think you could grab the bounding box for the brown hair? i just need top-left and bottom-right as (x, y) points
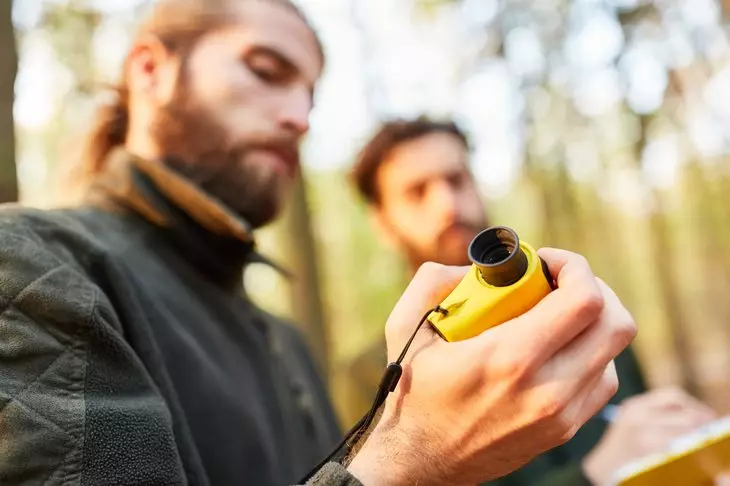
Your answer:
(350, 116), (470, 205)
(80, 0), (322, 180)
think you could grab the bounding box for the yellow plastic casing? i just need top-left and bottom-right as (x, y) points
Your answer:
(428, 240), (553, 342)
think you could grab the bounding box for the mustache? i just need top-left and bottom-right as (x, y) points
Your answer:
(170, 134), (301, 185)
(244, 134), (301, 166)
(437, 222), (480, 244)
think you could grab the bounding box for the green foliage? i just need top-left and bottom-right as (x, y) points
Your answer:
(0, 0), (17, 203)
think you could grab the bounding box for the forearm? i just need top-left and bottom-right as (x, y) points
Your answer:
(343, 416), (456, 486)
(301, 417), (417, 486)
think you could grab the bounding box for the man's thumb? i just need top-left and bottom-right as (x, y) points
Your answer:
(384, 262), (469, 352)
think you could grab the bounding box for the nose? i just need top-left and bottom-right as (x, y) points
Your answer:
(279, 88), (312, 136)
(431, 180), (459, 224)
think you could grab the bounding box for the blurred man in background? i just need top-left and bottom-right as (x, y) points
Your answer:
(0, 1), (639, 485)
(350, 116), (719, 486)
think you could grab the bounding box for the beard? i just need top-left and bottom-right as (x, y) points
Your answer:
(148, 84), (295, 229)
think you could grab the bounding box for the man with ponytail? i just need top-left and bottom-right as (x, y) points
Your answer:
(0, 1), (638, 485)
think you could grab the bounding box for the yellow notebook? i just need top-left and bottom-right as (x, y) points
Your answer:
(612, 417), (730, 485)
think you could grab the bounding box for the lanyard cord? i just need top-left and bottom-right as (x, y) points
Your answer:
(298, 305), (448, 483)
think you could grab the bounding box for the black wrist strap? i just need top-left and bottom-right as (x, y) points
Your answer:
(298, 305), (448, 483)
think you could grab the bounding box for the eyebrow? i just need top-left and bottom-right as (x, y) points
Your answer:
(245, 45), (316, 100)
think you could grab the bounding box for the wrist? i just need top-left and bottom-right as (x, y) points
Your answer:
(347, 411), (433, 486)
(346, 423), (407, 486)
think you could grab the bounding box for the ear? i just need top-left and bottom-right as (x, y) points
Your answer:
(369, 207), (401, 252)
(125, 35), (182, 106)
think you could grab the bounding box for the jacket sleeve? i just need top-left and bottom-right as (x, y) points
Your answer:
(301, 462), (363, 486)
(298, 462), (593, 486)
(0, 230), (187, 485)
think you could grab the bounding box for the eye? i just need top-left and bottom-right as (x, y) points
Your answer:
(448, 172), (468, 189)
(245, 52), (291, 85)
(407, 183), (426, 202)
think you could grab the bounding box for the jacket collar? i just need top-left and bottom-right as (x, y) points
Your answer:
(84, 147), (289, 289)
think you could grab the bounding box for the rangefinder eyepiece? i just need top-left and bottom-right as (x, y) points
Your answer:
(468, 226), (529, 287)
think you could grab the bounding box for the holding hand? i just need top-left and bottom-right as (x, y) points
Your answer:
(347, 248), (637, 486)
(583, 387), (718, 485)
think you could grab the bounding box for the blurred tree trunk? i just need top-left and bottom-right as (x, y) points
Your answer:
(583, 174), (635, 312)
(0, 0), (18, 203)
(713, 173), (730, 270)
(554, 152), (583, 252)
(523, 131), (561, 248)
(682, 163), (730, 360)
(649, 200), (700, 396)
(279, 174), (330, 378)
(635, 114), (700, 396)
(722, 0), (730, 20)
(533, 157), (581, 251)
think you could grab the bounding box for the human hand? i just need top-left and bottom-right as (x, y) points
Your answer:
(715, 472), (730, 485)
(582, 387), (718, 485)
(346, 249), (637, 486)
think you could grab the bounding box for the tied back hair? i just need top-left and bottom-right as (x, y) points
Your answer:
(78, 0), (322, 183)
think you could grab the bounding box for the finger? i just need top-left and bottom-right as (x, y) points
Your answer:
(640, 387), (718, 420)
(714, 474), (730, 486)
(625, 388), (719, 428)
(650, 401), (718, 423)
(572, 361), (619, 428)
(385, 263), (470, 353)
(538, 248), (598, 291)
(546, 360), (618, 446)
(641, 414), (715, 432)
(539, 278), (635, 401)
(489, 249), (605, 365)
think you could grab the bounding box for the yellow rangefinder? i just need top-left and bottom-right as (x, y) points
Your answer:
(428, 226), (555, 342)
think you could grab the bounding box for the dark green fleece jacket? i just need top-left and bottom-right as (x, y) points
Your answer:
(0, 149), (349, 485)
